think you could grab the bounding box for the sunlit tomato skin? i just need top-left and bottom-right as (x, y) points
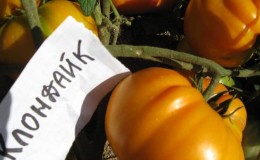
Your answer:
(203, 78), (247, 141)
(0, 0), (41, 19)
(222, 95), (247, 141)
(38, 0), (98, 36)
(105, 67), (244, 160)
(184, 0), (260, 68)
(0, 0), (98, 67)
(112, 0), (177, 14)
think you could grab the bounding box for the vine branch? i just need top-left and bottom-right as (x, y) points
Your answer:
(21, 0), (44, 48)
(106, 44), (260, 99)
(106, 45), (260, 77)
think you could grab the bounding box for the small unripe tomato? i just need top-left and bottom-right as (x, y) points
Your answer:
(184, 0), (260, 68)
(112, 0), (177, 14)
(0, 0), (41, 19)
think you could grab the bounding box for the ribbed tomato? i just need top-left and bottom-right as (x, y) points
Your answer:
(105, 67), (244, 160)
(184, 0), (260, 68)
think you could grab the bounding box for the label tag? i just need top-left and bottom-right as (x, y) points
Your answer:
(0, 16), (130, 160)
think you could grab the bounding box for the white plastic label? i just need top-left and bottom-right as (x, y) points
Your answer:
(0, 16), (130, 160)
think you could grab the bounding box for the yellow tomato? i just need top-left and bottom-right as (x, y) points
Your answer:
(38, 0), (98, 36)
(0, 0), (98, 73)
(0, 0), (41, 19)
(0, 15), (36, 66)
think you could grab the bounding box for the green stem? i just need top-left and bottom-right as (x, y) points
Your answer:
(203, 75), (220, 100)
(21, 0), (44, 48)
(92, 2), (103, 26)
(97, 0), (112, 45)
(110, 25), (119, 45)
(108, 0), (120, 18)
(106, 44), (231, 75)
(106, 44), (260, 77)
(102, 0), (111, 18)
(99, 22), (111, 45)
(234, 67), (260, 77)
(106, 44), (260, 100)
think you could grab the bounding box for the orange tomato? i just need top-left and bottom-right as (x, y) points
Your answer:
(0, 16), (36, 66)
(0, 0), (41, 19)
(105, 67), (244, 160)
(184, 0), (260, 68)
(112, 0), (177, 14)
(0, 0), (98, 75)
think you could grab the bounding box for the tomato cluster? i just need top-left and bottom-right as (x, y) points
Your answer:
(0, 0), (98, 79)
(0, 0), (259, 159)
(113, 0), (260, 68)
(104, 4), (259, 159)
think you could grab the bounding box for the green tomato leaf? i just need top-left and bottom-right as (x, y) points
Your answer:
(77, 0), (97, 16)
(219, 76), (235, 87)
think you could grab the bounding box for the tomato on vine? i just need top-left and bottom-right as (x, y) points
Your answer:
(0, 0), (98, 79)
(0, 0), (41, 20)
(184, 0), (260, 68)
(105, 67), (244, 160)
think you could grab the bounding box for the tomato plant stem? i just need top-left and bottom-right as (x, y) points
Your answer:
(96, 0), (111, 45)
(108, 0), (122, 45)
(106, 45), (260, 77)
(203, 75), (220, 100)
(21, 0), (44, 49)
(108, 0), (120, 18)
(102, 0), (111, 19)
(107, 44), (229, 74)
(97, 0), (128, 45)
(106, 44), (260, 99)
(235, 65), (260, 77)
(92, 2), (102, 26)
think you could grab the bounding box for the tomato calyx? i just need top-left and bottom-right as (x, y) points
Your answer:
(208, 90), (242, 116)
(222, 106), (244, 118)
(208, 90), (230, 110)
(191, 74), (247, 134)
(207, 89), (246, 141)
